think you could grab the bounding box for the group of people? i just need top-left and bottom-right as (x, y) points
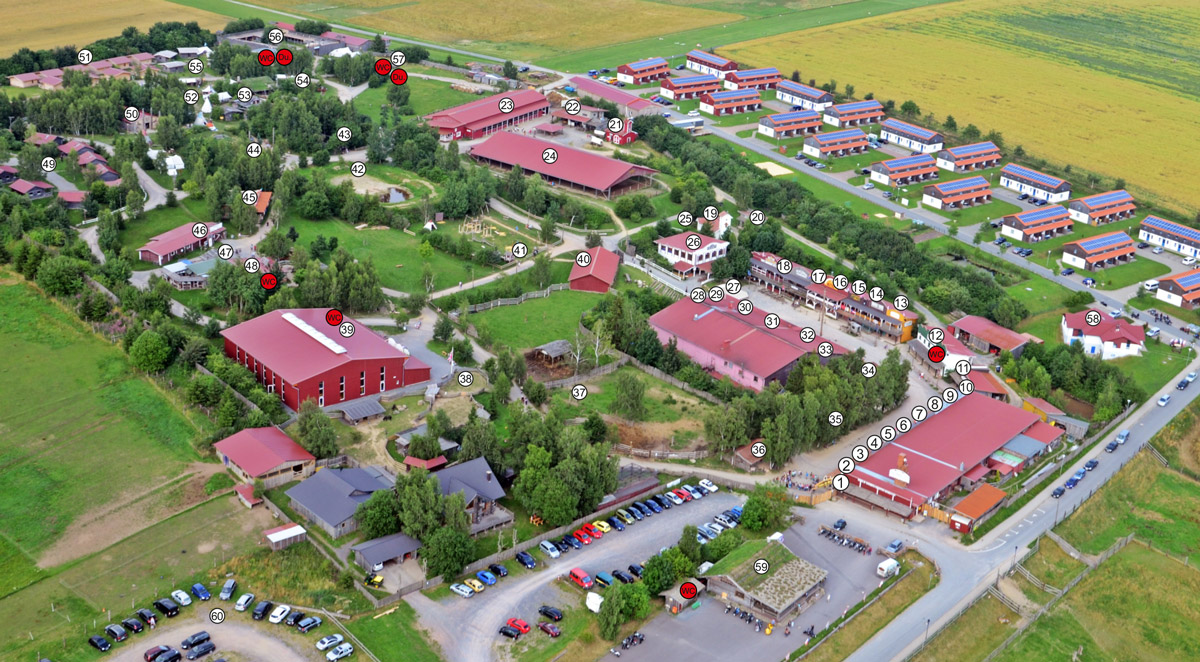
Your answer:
(775, 470), (823, 495)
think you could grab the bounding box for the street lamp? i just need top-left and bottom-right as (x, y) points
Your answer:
(924, 618), (931, 645)
(1011, 545), (1018, 574)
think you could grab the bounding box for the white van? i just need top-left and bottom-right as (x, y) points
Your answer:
(876, 558), (900, 578)
(1144, 280), (1160, 292)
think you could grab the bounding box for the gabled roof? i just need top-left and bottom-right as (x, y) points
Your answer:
(286, 468), (393, 527)
(57, 190), (87, 203)
(950, 315), (1027, 351)
(664, 74), (718, 87)
(926, 176), (989, 196)
(568, 76), (655, 111)
(1007, 205), (1070, 227)
(321, 31), (369, 48)
(1063, 231), (1134, 262)
(881, 118), (941, 142)
(827, 99), (883, 115)
(1072, 189), (1133, 211)
(351, 531), (422, 566)
(624, 57), (667, 72)
(776, 80), (830, 101)
(1022, 396), (1063, 415)
(138, 221), (221, 257)
(569, 246), (619, 288)
(705, 89), (760, 103)
(873, 153), (935, 174)
(809, 128), (867, 145)
(1141, 216), (1200, 245)
(942, 141), (1000, 159)
(686, 50), (732, 67)
(1001, 163), (1068, 190)
(9, 179), (53, 194)
(433, 457), (506, 504)
(654, 231), (728, 253)
(469, 132), (656, 192)
(728, 67), (779, 80)
(1062, 309), (1144, 345)
(759, 110), (820, 127)
(954, 484), (1006, 520)
(1161, 267), (1200, 293)
(214, 427), (315, 476)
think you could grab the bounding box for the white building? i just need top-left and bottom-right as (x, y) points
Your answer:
(774, 80), (834, 112)
(998, 164), (1071, 203)
(654, 231), (729, 279)
(879, 118), (943, 154)
(1061, 310), (1145, 360)
(1139, 215), (1200, 258)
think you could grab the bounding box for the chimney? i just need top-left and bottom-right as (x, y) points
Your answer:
(892, 452), (909, 488)
(721, 339), (731, 352)
(486, 470), (493, 482)
(899, 453), (908, 473)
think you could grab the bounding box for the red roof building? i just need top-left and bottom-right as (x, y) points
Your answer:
(137, 222), (226, 265)
(802, 128), (870, 159)
(722, 67), (781, 91)
(221, 309), (433, 411)
(949, 315), (1030, 357)
(0, 165), (17, 184)
(569, 246), (620, 293)
(57, 190), (88, 208)
(936, 141), (1002, 172)
(57, 140), (96, 157)
(1061, 309), (1145, 360)
(1060, 231), (1135, 271)
(757, 110), (821, 139)
(1155, 267), (1200, 309)
(847, 394), (1045, 517)
(321, 31), (370, 50)
(424, 89), (549, 141)
(616, 57), (669, 85)
(659, 74), (721, 100)
(970, 369), (1008, 401)
(868, 153), (938, 187)
(469, 132), (657, 199)
(214, 426), (316, 489)
(9, 179), (54, 199)
(999, 206), (1073, 243)
(822, 100), (884, 127)
(654, 231), (728, 277)
(698, 89), (761, 116)
(568, 76), (657, 116)
(1067, 190), (1136, 226)
(685, 50), (738, 78)
(648, 295), (846, 391)
(921, 176), (992, 211)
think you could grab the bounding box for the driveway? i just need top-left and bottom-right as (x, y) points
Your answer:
(103, 610), (317, 662)
(407, 490), (745, 662)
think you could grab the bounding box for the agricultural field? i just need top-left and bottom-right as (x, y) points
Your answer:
(992, 544), (1200, 662)
(352, 77), (479, 123)
(721, 0), (1200, 213)
(0, 0), (225, 54)
(0, 279), (206, 568)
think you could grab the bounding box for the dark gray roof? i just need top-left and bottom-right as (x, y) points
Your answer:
(535, 339), (572, 359)
(340, 399), (385, 422)
(351, 531), (422, 567)
(433, 457), (506, 504)
(286, 468), (391, 527)
(1001, 434), (1046, 459)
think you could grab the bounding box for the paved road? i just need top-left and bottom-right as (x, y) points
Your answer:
(321, 78), (367, 103)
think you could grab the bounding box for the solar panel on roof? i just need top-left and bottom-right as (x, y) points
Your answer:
(688, 50), (729, 65)
(821, 129), (865, 141)
(630, 57), (666, 69)
(836, 100), (881, 113)
(673, 75), (716, 85)
(1004, 164), (1065, 189)
(883, 119), (937, 140)
(1016, 206), (1067, 224)
(711, 89), (757, 100)
(937, 176), (989, 193)
(766, 111), (818, 122)
(948, 142), (997, 158)
(1078, 233), (1132, 253)
(1175, 271), (1200, 290)
(885, 154), (934, 170)
(1084, 190), (1131, 207)
(737, 67), (778, 77)
(1144, 216), (1200, 243)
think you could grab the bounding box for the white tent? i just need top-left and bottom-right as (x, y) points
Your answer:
(164, 155), (185, 176)
(216, 91), (232, 103)
(328, 47), (358, 59)
(200, 96), (212, 114)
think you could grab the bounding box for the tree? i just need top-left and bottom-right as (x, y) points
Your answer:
(433, 315), (455, 342)
(530, 252), (552, 288)
(421, 262), (436, 293)
(609, 370), (646, 420)
(493, 372), (512, 407)
(423, 527), (473, 579)
(790, 69), (800, 82)
(586, 232), (602, 248)
(156, 114), (185, 150)
(17, 144), (42, 180)
(525, 380), (547, 406)
(295, 399), (339, 458)
(844, 84), (855, 99)
(583, 410), (607, 442)
(942, 115), (957, 131)
(129, 330), (172, 373)
(704, 404), (748, 454)
(899, 100), (920, 118)
(408, 433), (442, 460)
(538, 216), (557, 244)
(741, 483), (791, 531)
(257, 226), (293, 260)
(993, 296), (1028, 329)
(459, 418), (501, 470)
(678, 525), (702, 563)
(961, 124), (981, 141)
(502, 60), (519, 79)
(619, 582), (651, 620)
(642, 552), (676, 595)
(512, 444), (552, 514)
(598, 580), (627, 640)
(370, 33), (386, 52)
(36, 255), (86, 296)
(355, 490), (400, 540)
(396, 469), (442, 542)
(703, 529), (743, 563)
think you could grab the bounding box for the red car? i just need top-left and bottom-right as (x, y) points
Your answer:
(580, 523), (603, 539)
(673, 488), (693, 502)
(573, 530), (592, 545)
(144, 646), (174, 662)
(507, 618), (531, 634)
(539, 621), (561, 637)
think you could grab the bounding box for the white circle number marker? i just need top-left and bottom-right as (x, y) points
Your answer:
(217, 244), (234, 260)
(818, 342), (834, 358)
(541, 148), (557, 164)
(607, 117), (624, 133)
(708, 286), (725, 303)
(209, 608), (225, 625)
(184, 89), (199, 105)
(336, 127), (352, 143)
(861, 362), (877, 378)
(237, 87), (253, 103)
(912, 405), (928, 422)
(959, 379), (975, 396)
(955, 359), (972, 377)
(390, 51), (407, 67)
(678, 211), (693, 227)
(191, 223), (209, 239)
(78, 49), (93, 65)
(800, 327), (816, 343)
(40, 156), (56, 173)
(564, 99), (581, 115)
(881, 426), (896, 442)
(574, 251), (591, 268)
(828, 411), (844, 427)
(832, 474), (849, 491)
(894, 295), (910, 311)
(685, 234), (702, 251)
(267, 28), (284, 44)
(242, 190), (259, 206)
(833, 274), (849, 290)
(896, 417), (912, 433)
(1085, 310), (1101, 327)
(870, 286), (884, 302)
(339, 322), (355, 338)
(777, 259), (793, 275)
(764, 313), (780, 329)
(295, 73), (310, 88)
(351, 161), (367, 178)
(244, 257), (261, 274)
(498, 97), (515, 114)
(852, 445), (868, 462)
(703, 205), (718, 221)
(571, 384), (588, 401)
(457, 371), (474, 387)
(866, 434), (882, 451)
(810, 269), (827, 285)
(928, 395), (944, 412)
(838, 457), (854, 473)
(754, 559), (770, 575)
(246, 142), (262, 158)
(750, 441), (767, 458)
(749, 209), (765, 225)
(124, 106), (140, 122)
(942, 387), (959, 404)
(929, 328), (945, 344)
(737, 299), (754, 315)
(689, 288), (705, 303)
(852, 279), (867, 296)
(725, 279), (742, 294)
(187, 58), (204, 75)
(512, 242), (528, 259)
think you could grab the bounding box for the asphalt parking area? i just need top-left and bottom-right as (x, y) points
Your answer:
(415, 489), (746, 662)
(101, 609), (321, 662)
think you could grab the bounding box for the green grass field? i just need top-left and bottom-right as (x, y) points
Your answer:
(910, 593), (1018, 662)
(1023, 537), (1086, 588)
(992, 544), (1200, 662)
(1109, 340), (1190, 398)
(1143, 386), (1200, 478)
(470, 289), (603, 350)
(345, 600), (443, 662)
(352, 77), (479, 123)
(1126, 292), (1200, 326)
(548, 365), (714, 424)
(1090, 258), (1172, 291)
(120, 197), (210, 269)
(940, 197), (1021, 226)
(0, 279), (203, 560)
(1005, 274), (1074, 316)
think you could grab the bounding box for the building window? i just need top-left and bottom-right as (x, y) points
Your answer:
(380, 366), (386, 391)
(339, 376), (345, 400)
(236, 347), (242, 361)
(318, 381), (324, 395)
(360, 371), (366, 395)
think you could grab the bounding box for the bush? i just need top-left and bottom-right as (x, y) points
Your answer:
(204, 473), (235, 494)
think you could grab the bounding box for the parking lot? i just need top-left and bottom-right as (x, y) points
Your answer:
(408, 489), (746, 662)
(101, 610), (320, 662)
(627, 509), (903, 661)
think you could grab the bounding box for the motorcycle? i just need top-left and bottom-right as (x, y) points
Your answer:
(725, 603), (732, 614)
(621, 637), (630, 650)
(610, 649), (621, 657)
(765, 624), (773, 636)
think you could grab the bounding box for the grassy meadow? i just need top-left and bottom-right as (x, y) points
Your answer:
(0, 0), (225, 55)
(353, 77), (479, 123)
(721, 0), (1200, 213)
(910, 593), (1019, 662)
(471, 289), (602, 350)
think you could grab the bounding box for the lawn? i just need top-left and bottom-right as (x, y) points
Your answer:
(672, 97), (770, 127)
(352, 77), (479, 123)
(1, 0), (224, 53)
(286, 216), (498, 293)
(120, 196), (210, 269)
(992, 544), (1200, 662)
(910, 593), (1018, 662)
(1143, 386), (1200, 478)
(743, 152), (896, 220)
(1126, 292), (1200, 326)
(1109, 339), (1190, 397)
(938, 197), (1022, 226)
(1022, 537), (1086, 588)
(344, 601), (443, 662)
(1005, 274), (1073, 316)
(1016, 308), (1066, 344)
(470, 289), (604, 350)
(0, 279), (204, 561)
(1055, 453), (1200, 556)
(790, 551), (938, 662)
(722, 0), (1200, 214)
(548, 365), (715, 425)
(1090, 258), (1172, 290)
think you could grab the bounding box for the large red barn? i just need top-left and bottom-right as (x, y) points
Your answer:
(468, 132), (657, 198)
(221, 309), (431, 411)
(424, 89), (550, 141)
(569, 246), (619, 293)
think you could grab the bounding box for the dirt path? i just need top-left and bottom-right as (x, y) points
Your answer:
(39, 462), (226, 568)
(996, 576), (1041, 616)
(104, 612), (316, 662)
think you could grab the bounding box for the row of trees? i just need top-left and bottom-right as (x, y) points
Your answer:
(0, 22), (215, 78)
(498, 167), (610, 230)
(999, 345), (1142, 421)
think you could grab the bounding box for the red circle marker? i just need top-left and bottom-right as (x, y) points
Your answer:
(260, 273), (277, 290)
(390, 68), (408, 86)
(679, 581), (697, 600)
(258, 50), (275, 66)
(374, 58), (392, 76)
(928, 346), (946, 363)
(326, 309), (344, 326)
(276, 48), (293, 66)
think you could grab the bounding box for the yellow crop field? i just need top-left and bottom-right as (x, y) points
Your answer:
(722, 0), (1200, 213)
(251, 0), (739, 61)
(0, 0), (227, 56)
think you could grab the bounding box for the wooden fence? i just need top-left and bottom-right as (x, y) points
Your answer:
(544, 356), (627, 388)
(613, 443), (708, 461)
(465, 283), (570, 312)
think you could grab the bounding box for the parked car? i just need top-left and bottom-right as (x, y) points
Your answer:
(89, 635), (112, 652)
(1073, 469), (1087, 481)
(672, 488), (692, 502)
(507, 618), (531, 634)
(190, 583), (211, 601)
(268, 604), (291, 624)
(1000, 241), (1012, 248)
(862, 182), (875, 190)
(688, 109), (700, 116)
(185, 642), (215, 660)
(573, 530), (593, 545)
(698, 479), (719, 492)
(1189, 372), (1198, 383)
(316, 635), (345, 651)
(885, 539), (905, 554)
(153, 598), (180, 617)
(592, 520), (612, 533)
(1185, 256), (1197, 265)
(251, 601), (273, 621)
(1147, 327), (1161, 338)
(1017, 193), (1029, 200)
(180, 632), (210, 650)
(643, 499), (663, 514)
(326, 643), (354, 661)
(1137, 242), (1151, 249)
(569, 568), (593, 589)
(652, 494), (673, 509)
(1153, 246), (1165, 254)
(675, 64), (686, 70)
(683, 484), (704, 499)
(143, 645), (173, 661)
(1178, 379), (1190, 390)
(1065, 476), (1080, 489)
(464, 578), (486, 593)
(731, 506), (743, 518)
(1105, 441), (1119, 453)
(170, 590), (192, 607)
(489, 563), (508, 578)
(613, 570), (636, 584)
(104, 624), (128, 642)
(155, 649), (183, 662)
(714, 514), (737, 529)
(606, 516), (626, 531)
(696, 524), (717, 541)
(450, 583), (475, 599)
(476, 570), (498, 586)
(581, 523), (603, 539)
(616, 508), (636, 524)
(539, 605), (564, 621)
(1051, 486), (1066, 498)
(136, 608), (157, 624)
(1084, 459), (1099, 471)
(594, 572), (615, 588)
(539, 621), (562, 637)
(554, 538), (571, 553)
(1060, 268), (1075, 276)
(1116, 430), (1130, 444)
(297, 616), (322, 633)
(285, 611), (306, 627)
(539, 540), (561, 558)
(1158, 394), (1172, 407)
(218, 579), (236, 601)
(234, 594), (254, 612)
(631, 502), (652, 517)
(498, 625), (521, 640)
(561, 534), (583, 550)
(121, 617), (144, 634)
(833, 519), (847, 531)
(515, 551), (537, 569)
(723, 509), (741, 523)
